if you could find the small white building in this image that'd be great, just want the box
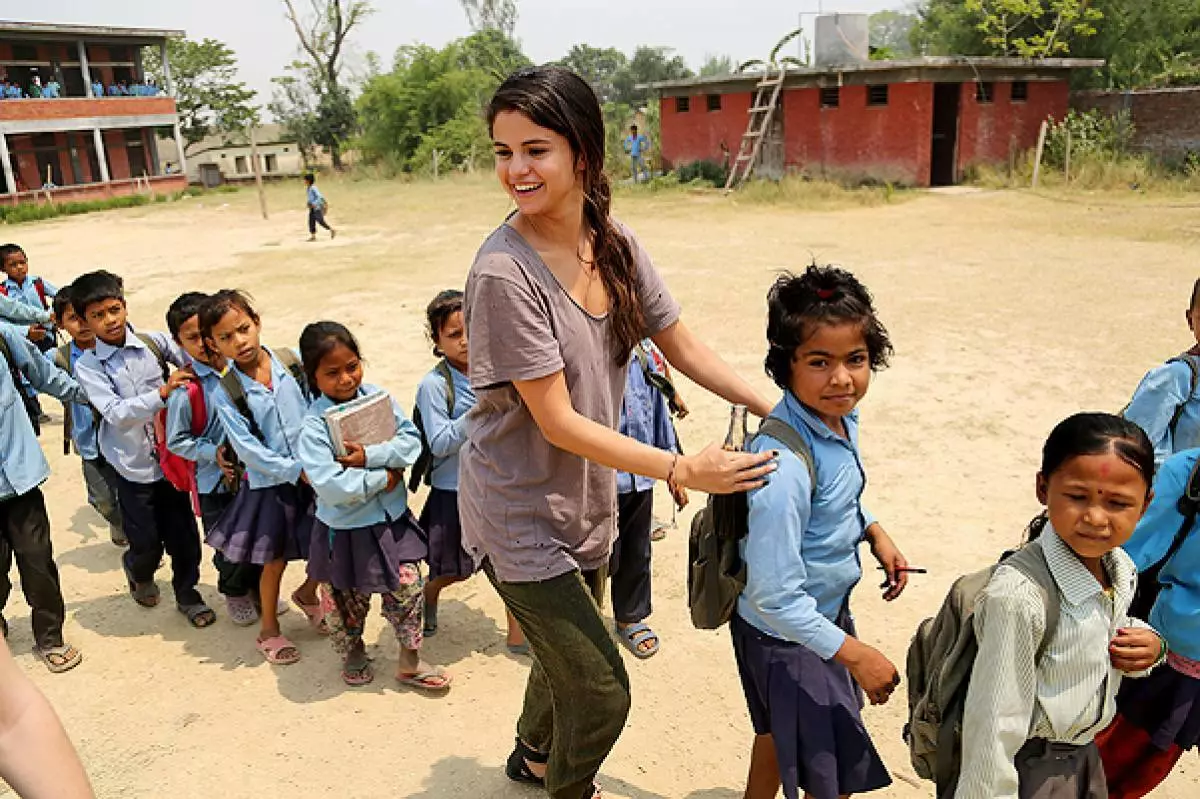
[157,123,305,185]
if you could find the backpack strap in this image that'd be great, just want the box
[1145,455,1200,577]
[270,347,307,395]
[54,344,73,455]
[186,379,207,436]
[755,417,817,499]
[436,358,455,415]
[33,278,48,310]
[219,367,266,443]
[135,332,170,383]
[1001,540,1062,664]
[1166,354,1200,438]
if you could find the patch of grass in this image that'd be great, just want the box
[973,152,1200,195]
[0,185,242,225]
[734,175,905,208]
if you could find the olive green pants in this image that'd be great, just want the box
[484,561,630,799]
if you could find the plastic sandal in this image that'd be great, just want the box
[226,595,258,627]
[291,590,328,635]
[256,635,300,665]
[124,565,160,608]
[505,737,548,786]
[177,602,217,628]
[396,666,452,693]
[34,643,82,674]
[342,654,374,686]
[615,622,660,660]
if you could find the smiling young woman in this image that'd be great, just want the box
[458,65,779,799]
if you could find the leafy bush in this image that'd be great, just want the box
[1044,110,1134,169]
[675,160,729,186]
[0,185,238,225]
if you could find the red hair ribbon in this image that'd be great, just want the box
[816,288,835,300]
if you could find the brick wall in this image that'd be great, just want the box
[0,174,187,207]
[959,80,1069,174]
[1071,87,1200,161]
[0,96,176,122]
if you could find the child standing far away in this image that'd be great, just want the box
[1097,443,1200,798]
[164,292,277,627]
[303,173,335,242]
[200,290,323,665]
[50,288,127,548]
[736,265,908,799]
[2,244,56,425]
[610,337,686,660]
[0,321,88,672]
[414,290,524,651]
[70,270,215,630]
[298,321,451,691]
[956,413,1166,799]
[1123,278,1200,466]
[623,124,650,183]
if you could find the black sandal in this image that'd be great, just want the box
[505,737,548,785]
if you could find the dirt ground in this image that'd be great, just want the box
[4,177,1200,798]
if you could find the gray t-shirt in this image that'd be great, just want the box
[459,222,681,583]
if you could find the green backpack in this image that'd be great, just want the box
[686,416,816,630]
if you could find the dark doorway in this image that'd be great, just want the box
[930,82,961,186]
[124,129,149,178]
[32,133,64,188]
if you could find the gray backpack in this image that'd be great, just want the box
[904,539,1061,796]
[687,416,815,630]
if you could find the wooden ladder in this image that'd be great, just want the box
[724,66,787,192]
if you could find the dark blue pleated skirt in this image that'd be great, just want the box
[1116,660,1200,750]
[205,481,315,565]
[730,610,891,799]
[306,510,428,594]
[418,487,477,581]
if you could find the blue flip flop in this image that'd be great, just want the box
[615,622,659,659]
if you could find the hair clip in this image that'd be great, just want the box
[816,288,836,300]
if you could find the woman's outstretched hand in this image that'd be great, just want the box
[675,443,776,495]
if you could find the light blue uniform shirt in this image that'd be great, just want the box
[0,323,87,499]
[0,293,49,325]
[413,362,474,491]
[625,134,649,157]
[166,360,228,496]
[1124,447,1200,662]
[307,185,324,209]
[298,385,423,528]
[43,342,101,460]
[737,392,878,661]
[74,328,187,484]
[211,350,308,489]
[3,275,56,310]
[1124,357,1200,467]
[617,340,678,494]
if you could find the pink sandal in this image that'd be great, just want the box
[291,590,329,635]
[257,635,300,665]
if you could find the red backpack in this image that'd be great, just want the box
[0,277,49,308]
[154,379,206,516]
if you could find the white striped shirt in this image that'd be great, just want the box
[955,526,1148,799]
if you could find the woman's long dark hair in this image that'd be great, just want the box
[488,65,644,363]
[1026,412,1155,541]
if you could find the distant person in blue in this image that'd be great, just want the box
[91,80,104,98]
[304,173,336,242]
[624,124,650,183]
[42,79,60,99]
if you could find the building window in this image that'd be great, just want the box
[1011,80,1029,102]
[675,96,691,113]
[235,156,248,174]
[820,87,840,108]
[867,85,889,106]
[706,93,722,112]
[265,154,278,173]
[976,82,995,104]
[283,147,290,153]
[12,44,37,61]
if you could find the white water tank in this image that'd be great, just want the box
[813,13,870,67]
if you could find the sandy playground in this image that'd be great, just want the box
[3,177,1200,798]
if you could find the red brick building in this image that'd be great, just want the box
[649,57,1102,187]
[0,20,188,205]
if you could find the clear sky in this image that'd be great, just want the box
[20,1,904,106]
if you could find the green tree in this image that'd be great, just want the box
[911,0,990,55]
[611,46,693,108]
[965,0,1103,57]
[460,0,518,37]
[870,10,917,56]
[143,38,257,154]
[558,44,628,103]
[268,66,319,164]
[281,0,373,169]
[698,54,737,77]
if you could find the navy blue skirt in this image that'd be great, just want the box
[730,611,891,799]
[205,482,315,565]
[307,510,428,594]
[1116,660,1200,750]
[418,487,477,581]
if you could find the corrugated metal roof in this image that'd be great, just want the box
[0,19,184,41]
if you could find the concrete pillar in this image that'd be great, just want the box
[0,133,14,195]
[92,128,110,183]
[147,131,161,175]
[160,42,174,95]
[78,40,94,97]
[172,121,187,178]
